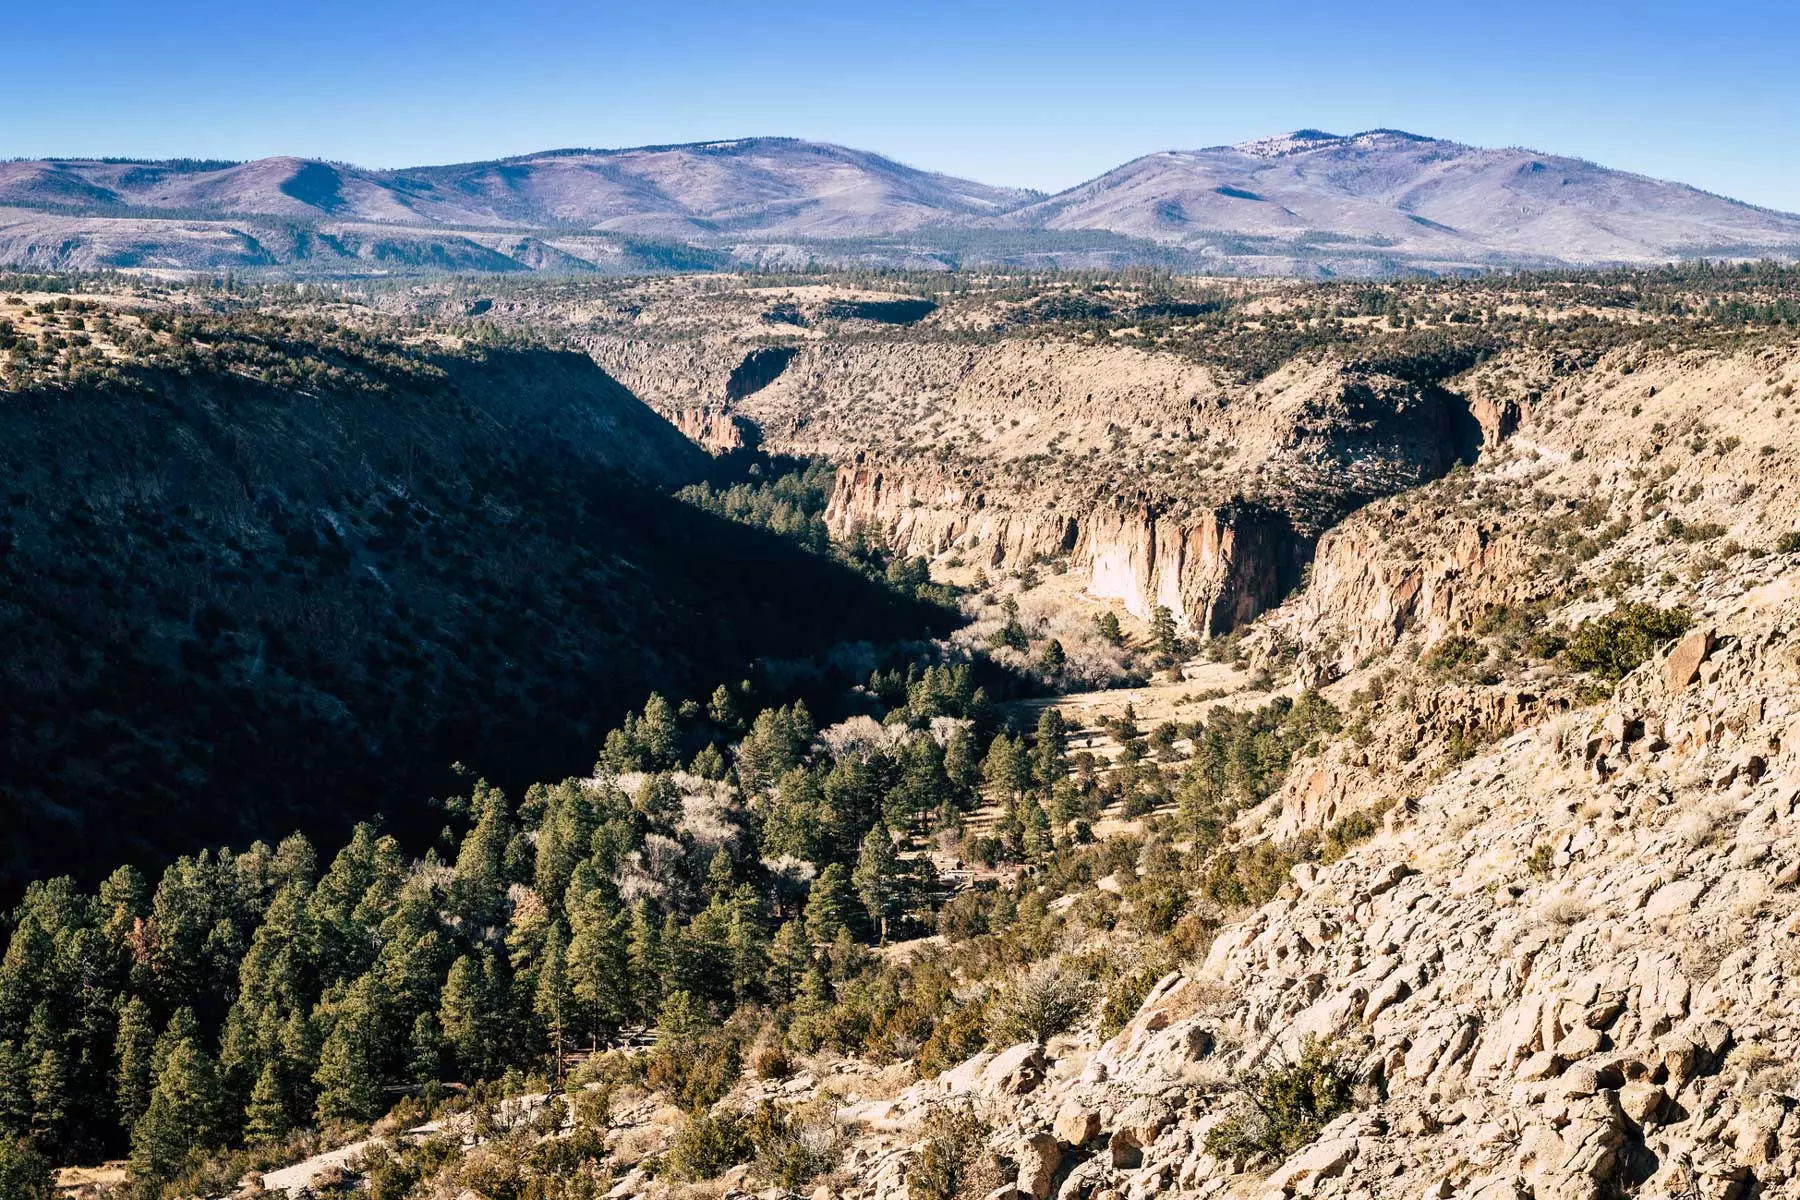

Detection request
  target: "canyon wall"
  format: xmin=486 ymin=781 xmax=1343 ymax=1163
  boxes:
xmin=826 ymin=456 xmax=1309 ymax=635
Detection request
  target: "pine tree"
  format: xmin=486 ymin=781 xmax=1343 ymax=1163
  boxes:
xmin=638 ymin=694 xmax=681 ymax=769
xmin=982 ymin=732 xmax=1030 ymax=802
xmin=852 ymin=825 xmax=904 ymax=944
xmin=23 ymin=1005 xmax=67 ymax=1147
xmin=1094 ymin=610 xmax=1125 ymax=647
xmin=406 ymin=1012 xmax=443 ymax=1087
xmin=313 ymin=1013 xmax=382 ymax=1125
xmin=130 ymin=1026 xmax=221 ymax=1182
xmin=0 ymin=1135 xmax=52 ymax=1200
xmin=438 ymin=955 xmax=490 ymax=1081
xmin=625 ymin=903 xmax=663 ymax=1024
xmin=1032 ymin=707 xmax=1069 ymax=790
xmin=243 ymin=1060 xmax=291 ymax=1145
xmin=0 ymin=1041 xmax=28 ymax=1136
xmin=765 ymin=921 xmax=811 ymax=1006
xmin=803 ymin=864 xmax=856 ymax=946
xmin=1150 ymin=605 xmax=1180 ymax=664
xmin=567 ymin=896 xmax=630 ymax=1042
xmin=706 ymin=684 xmax=740 ymax=732
xmin=533 ymin=924 xmax=574 ymax=1048
xmin=944 ymin=726 xmax=981 ymax=799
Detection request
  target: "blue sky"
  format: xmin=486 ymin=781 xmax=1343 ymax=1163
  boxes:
xmin=8 ymin=0 xmax=1799 ymax=210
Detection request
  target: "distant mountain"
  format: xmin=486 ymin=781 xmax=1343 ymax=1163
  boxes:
xmin=2 ymin=131 xmax=1797 ymax=276
xmin=0 ymin=138 xmax=1036 ymax=237
xmin=1005 ymin=129 xmax=1800 ymax=271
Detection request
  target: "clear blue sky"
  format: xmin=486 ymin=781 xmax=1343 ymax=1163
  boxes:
xmin=7 ymin=0 xmax=1799 ymax=211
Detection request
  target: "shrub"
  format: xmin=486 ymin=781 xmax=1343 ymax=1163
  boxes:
xmin=0 ymin=1138 xmax=53 ymax=1200
xmin=1319 ymin=809 xmax=1382 ymax=864
xmin=648 ymin=1028 xmax=743 ymax=1113
xmin=752 ymin=1044 xmax=792 ymax=1080
xmin=667 ymin=1107 xmax=754 ymax=1181
xmin=1203 ymin=1038 xmax=1358 ymax=1163
xmin=908 ymin=1104 xmax=1004 ymax=1200
xmin=1098 ymin=961 xmax=1169 ymax=1040
xmin=749 ymin=1099 xmax=843 ymax=1189
xmin=1778 ymin=531 xmax=1800 ymax=554
xmin=917 ymin=1000 xmax=989 ymax=1077
xmin=1564 ymin=603 xmax=1690 ymax=681
xmin=987 ymin=959 xmax=1093 ymax=1046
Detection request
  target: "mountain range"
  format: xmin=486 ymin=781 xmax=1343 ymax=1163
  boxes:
xmin=4 ymin=130 xmax=1799 ymax=276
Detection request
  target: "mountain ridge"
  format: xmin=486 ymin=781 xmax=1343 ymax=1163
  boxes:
xmin=4 ymin=130 xmax=1799 ymax=276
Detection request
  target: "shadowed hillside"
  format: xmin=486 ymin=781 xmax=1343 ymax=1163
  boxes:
xmin=0 ymin=307 xmax=949 ymax=899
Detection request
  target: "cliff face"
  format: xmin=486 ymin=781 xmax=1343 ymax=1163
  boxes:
xmin=818 ymin=352 xmax=1481 ymax=635
xmin=574 ymin=291 xmax=1502 ymax=636
xmin=1081 ymin=503 xmax=1307 ymax=634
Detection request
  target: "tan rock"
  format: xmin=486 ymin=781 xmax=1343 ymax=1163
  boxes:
xmin=985 ymin=1043 xmax=1047 ymax=1096
xmin=1015 ymin=1132 xmax=1061 ymax=1200
xmin=1617 ymin=1080 xmax=1666 ymax=1125
xmin=1665 ymin=627 xmax=1715 ymax=691
xmin=1053 ymin=1100 xmax=1102 ymax=1147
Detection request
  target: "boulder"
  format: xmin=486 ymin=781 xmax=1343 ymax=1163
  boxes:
xmin=1053 ymin=1100 xmax=1102 ymax=1147
xmin=1015 ymin=1132 xmax=1062 ymax=1200
xmin=985 ymin=1043 xmax=1047 ymax=1096
xmin=1618 ymin=1080 xmax=1666 ymax=1126
xmin=1665 ymin=628 xmax=1715 ymax=691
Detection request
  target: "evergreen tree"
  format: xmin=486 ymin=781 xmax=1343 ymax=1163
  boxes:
xmin=943 ymin=726 xmax=981 ymax=799
xmin=130 ymin=1023 xmax=221 ymax=1183
xmin=982 ymin=732 xmax=1030 ymax=802
xmin=1032 ymin=707 xmax=1069 ymax=790
xmin=533 ymin=923 xmax=574 ymax=1042
xmin=625 ymin=903 xmax=663 ymax=1024
xmin=243 ymin=1060 xmax=291 ymax=1145
xmin=765 ymin=921 xmax=811 ymax=1006
xmin=803 ymin=864 xmax=856 ymax=946
xmin=706 ymin=684 xmax=740 ymax=732
xmin=1150 ymin=605 xmax=1180 ymax=664
xmin=567 ymin=904 xmax=629 ymax=1044
xmin=0 ymin=1136 xmax=52 ymax=1200
xmin=405 ymin=1012 xmax=443 ymax=1087
xmin=638 ymin=694 xmax=681 ymax=770
xmin=313 ymin=1016 xmax=382 ymax=1125
xmin=851 ymin=825 xmax=904 ymax=943
xmin=438 ymin=955 xmax=491 ymax=1081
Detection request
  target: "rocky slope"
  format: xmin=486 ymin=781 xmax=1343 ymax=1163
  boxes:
xmin=591 ymin=334 xmax=1800 ymax=1200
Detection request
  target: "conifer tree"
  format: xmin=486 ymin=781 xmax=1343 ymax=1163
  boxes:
xmin=438 ymin=955 xmax=491 ymax=1081
xmin=567 ymin=898 xmax=630 ymax=1043
xmin=803 ymin=864 xmax=856 ymax=946
xmin=852 ymin=825 xmax=904 ymax=943
xmin=130 ymin=1022 xmax=221 ymax=1183
xmin=0 ymin=1135 xmax=52 ymax=1200
xmin=243 ymin=1060 xmax=291 ymax=1145
xmin=766 ymin=921 xmax=811 ymax=1005
xmin=625 ymin=903 xmax=663 ymax=1024
xmin=638 ymin=694 xmax=681 ymax=770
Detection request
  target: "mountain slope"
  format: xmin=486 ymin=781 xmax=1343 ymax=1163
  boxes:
xmin=0 ymin=290 xmax=947 ymax=899
xmin=0 ymin=139 xmax=1037 ymax=237
xmin=1007 ymin=129 xmax=1800 ymax=268
xmin=2 ymin=131 xmax=1798 ymax=275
